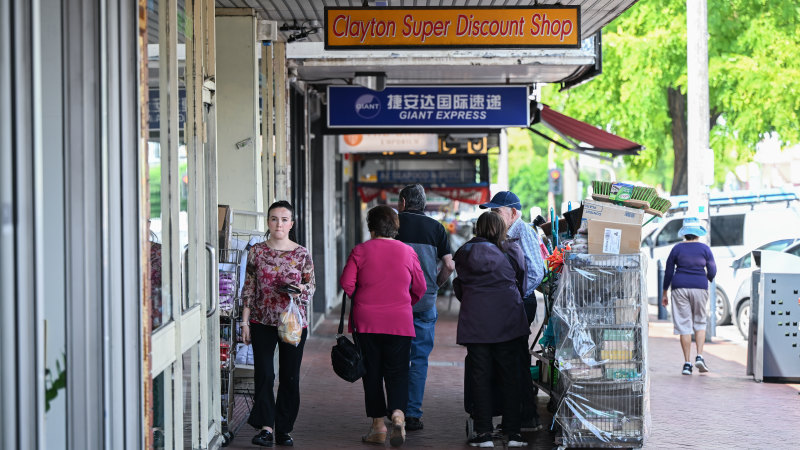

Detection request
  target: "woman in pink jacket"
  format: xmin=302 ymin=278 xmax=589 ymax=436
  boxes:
xmin=340 ymin=205 xmax=427 ymax=447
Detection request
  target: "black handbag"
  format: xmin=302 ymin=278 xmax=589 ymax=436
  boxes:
xmin=331 ymin=292 xmax=366 ymax=382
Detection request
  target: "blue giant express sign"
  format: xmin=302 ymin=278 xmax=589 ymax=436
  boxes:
xmin=327 ymin=85 xmax=529 ymax=128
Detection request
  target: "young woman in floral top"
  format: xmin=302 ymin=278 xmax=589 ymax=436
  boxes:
xmin=241 ymin=200 xmax=315 ymax=447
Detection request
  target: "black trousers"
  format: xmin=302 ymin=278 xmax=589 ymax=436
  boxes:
xmin=358 ymin=333 xmax=412 ymax=419
xmin=521 ymin=294 xmax=539 ymax=421
xmin=466 ymin=338 xmax=523 ymax=435
xmin=247 ymin=323 xmax=308 ymax=432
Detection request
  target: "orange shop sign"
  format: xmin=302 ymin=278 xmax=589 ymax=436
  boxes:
xmin=325 ymin=7 xmax=580 ymax=49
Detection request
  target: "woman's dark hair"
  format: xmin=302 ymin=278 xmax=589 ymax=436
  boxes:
xmin=267 ymin=200 xmax=297 ymax=242
xmin=475 ymin=211 xmax=507 ymax=249
xmin=683 ymin=234 xmax=698 ymax=241
xmin=367 ymin=205 xmax=399 ymax=238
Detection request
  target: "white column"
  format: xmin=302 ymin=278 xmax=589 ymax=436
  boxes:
xmin=687 ymin=0 xmax=711 ymax=236
xmin=497 ymin=128 xmax=509 ymax=192
xmin=215 ymin=11 xmax=262 ymax=230
xmin=562 ymin=155 xmax=579 ymax=212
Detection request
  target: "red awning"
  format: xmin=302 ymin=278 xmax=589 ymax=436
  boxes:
xmin=535 ymin=105 xmax=643 ymax=156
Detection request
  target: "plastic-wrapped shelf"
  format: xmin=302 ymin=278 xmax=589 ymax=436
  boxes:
xmin=552 ymin=253 xmax=650 ymax=448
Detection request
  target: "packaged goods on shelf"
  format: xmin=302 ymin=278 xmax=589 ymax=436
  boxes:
xmin=552 ymin=253 xmax=650 ymax=448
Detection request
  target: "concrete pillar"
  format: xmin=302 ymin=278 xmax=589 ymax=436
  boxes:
xmin=686 ymin=0 xmax=710 ymax=236
xmin=311 ymin=134 xmax=339 ymax=318
xmin=215 ymin=10 xmax=262 ymax=231
xmin=273 ymin=42 xmax=289 ymax=200
xmin=562 ymin=155 xmax=579 ymax=213
xmin=497 ymin=128 xmax=509 ymax=192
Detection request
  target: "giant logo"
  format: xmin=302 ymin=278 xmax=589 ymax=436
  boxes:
xmin=354 ymin=93 xmax=381 ymax=119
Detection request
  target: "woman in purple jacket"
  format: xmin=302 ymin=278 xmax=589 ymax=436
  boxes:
xmin=662 ymin=217 xmax=717 ymax=376
xmin=453 ymin=211 xmax=530 ymax=448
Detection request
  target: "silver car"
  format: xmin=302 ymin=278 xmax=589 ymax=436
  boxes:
xmin=730 ymin=239 xmax=800 ymax=339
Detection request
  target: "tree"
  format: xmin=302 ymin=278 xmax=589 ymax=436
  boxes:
xmin=543 ymin=0 xmax=800 ymax=194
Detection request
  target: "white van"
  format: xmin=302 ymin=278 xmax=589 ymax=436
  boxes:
xmin=640 ymin=191 xmax=800 ymax=325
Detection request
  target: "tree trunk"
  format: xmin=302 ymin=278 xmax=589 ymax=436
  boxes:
xmin=668 ymin=87 xmax=688 ymax=195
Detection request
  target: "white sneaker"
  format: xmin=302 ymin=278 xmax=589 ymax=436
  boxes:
xmin=507 ymin=433 xmax=528 ymax=447
xmin=695 ymin=356 xmax=709 ymax=373
xmin=468 ymin=433 xmax=494 ymax=447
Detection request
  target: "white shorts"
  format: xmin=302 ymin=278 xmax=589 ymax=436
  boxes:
xmin=670 ymin=288 xmax=709 ymax=335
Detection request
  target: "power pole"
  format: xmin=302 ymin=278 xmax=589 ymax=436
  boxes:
xmin=687 ymin=0 xmax=712 ymax=236
xmin=497 ymin=128 xmax=509 ymax=192
xmin=687 ymin=0 xmax=715 ymax=341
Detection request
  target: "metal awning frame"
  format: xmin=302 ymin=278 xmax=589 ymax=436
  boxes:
xmin=528 ymin=124 xmax=614 ymax=162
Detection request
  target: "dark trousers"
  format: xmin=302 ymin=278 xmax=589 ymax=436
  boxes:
xmin=358 ymin=333 xmax=412 ymax=419
xmin=521 ymin=294 xmax=539 ymax=421
xmin=466 ymin=338 xmax=523 ymax=435
xmin=247 ymin=323 xmax=308 ymax=432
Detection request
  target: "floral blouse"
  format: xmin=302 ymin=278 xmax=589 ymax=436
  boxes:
xmin=242 ymin=242 xmax=315 ymax=328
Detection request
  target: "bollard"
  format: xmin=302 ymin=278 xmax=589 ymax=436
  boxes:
xmin=705 ymin=279 xmax=716 ymax=342
xmin=657 ymin=260 xmax=668 ymax=320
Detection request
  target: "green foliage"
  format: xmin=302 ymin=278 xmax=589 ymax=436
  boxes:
xmin=45 ymin=353 xmax=67 ymax=412
xmin=501 ymin=128 xmax=553 ymax=221
xmin=543 ymin=0 xmax=800 ymax=190
xmin=149 ymin=161 xmax=188 ymax=218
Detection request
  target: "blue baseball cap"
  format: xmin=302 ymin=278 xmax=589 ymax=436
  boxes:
xmin=479 ymin=191 xmax=522 ymax=210
xmin=678 ymin=217 xmax=707 ymax=237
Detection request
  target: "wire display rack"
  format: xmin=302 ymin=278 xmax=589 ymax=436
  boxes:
xmin=218 ymin=248 xmax=243 ymax=441
xmin=552 ymin=253 xmax=650 ymax=448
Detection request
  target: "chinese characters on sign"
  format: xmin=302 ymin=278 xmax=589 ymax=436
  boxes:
xmin=327 ymin=85 xmax=529 ymax=128
xmin=385 ymin=93 xmax=503 ymax=120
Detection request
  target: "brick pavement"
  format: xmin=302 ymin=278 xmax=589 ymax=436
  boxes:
xmin=227 ymin=297 xmax=800 ymax=449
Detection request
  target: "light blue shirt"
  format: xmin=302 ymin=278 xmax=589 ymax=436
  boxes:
xmin=508 ymin=217 xmax=545 ymax=298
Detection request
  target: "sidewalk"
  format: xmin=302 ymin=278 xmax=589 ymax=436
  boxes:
xmin=227 ymin=297 xmax=800 ymax=449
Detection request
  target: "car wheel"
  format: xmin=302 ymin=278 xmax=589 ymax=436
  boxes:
xmin=737 ymin=299 xmax=751 ymax=340
xmin=715 ymin=287 xmax=731 ymax=325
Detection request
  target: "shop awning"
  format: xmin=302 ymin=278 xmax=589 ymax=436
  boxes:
xmin=531 ymin=104 xmax=643 ymax=158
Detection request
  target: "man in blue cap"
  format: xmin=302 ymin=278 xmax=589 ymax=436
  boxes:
xmin=480 ymin=190 xmax=545 ymax=430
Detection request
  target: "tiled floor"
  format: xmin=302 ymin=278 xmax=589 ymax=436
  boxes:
xmin=226 ymin=296 xmax=800 ymax=449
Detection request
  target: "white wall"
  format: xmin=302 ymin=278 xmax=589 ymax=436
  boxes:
xmin=215 ymin=14 xmax=262 ymax=230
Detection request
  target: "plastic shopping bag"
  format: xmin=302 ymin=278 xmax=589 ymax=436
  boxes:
xmin=278 ymin=298 xmax=303 ymax=346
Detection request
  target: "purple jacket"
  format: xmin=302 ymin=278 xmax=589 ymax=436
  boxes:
xmin=453 ymin=237 xmax=530 ymax=345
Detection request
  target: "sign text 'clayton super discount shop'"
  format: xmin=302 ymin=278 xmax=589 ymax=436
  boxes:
xmin=325 ymin=7 xmax=580 ymax=49
xmin=327 ymin=85 xmax=529 ymax=129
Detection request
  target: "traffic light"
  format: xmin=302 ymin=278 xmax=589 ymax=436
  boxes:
xmin=549 ymin=168 xmax=562 ymax=195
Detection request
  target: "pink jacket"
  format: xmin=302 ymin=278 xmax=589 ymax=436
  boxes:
xmin=340 ymin=239 xmax=427 ymax=337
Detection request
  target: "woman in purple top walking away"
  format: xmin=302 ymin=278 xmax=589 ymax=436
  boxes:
xmin=453 ymin=211 xmax=529 ymax=448
xmin=661 ymin=217 xmax=717 ymax=376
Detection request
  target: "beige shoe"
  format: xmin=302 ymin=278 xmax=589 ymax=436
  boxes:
xmin=362 ymin=427 xmax=386 ymax=445
xmin=389 ymin=411 xmax=406 ymax=447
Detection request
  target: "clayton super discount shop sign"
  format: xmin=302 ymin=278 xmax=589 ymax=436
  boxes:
xmin=325 ymin=7 xmax=580 ymax=49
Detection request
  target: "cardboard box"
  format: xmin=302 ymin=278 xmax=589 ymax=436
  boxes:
xmin=582 ymin=199 xmax=644 ymax=225
xmin=218 ymin=205 xmax=232 ymax=250
xmin=588 ymin=220 xmax=642 ymax=255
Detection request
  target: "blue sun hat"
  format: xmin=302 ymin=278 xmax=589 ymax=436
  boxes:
xmin=678 ymin=217 xmax=707 ymax=237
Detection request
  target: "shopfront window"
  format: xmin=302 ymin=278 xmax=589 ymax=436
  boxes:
xmin=147 ymin=0 xmax=168 ymax=331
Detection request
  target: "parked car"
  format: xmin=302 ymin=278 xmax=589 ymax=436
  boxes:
xmin=731 ymin=240 xmax=800 ymax=339
xmin=640 ymin=190 xmax=800 ymax=325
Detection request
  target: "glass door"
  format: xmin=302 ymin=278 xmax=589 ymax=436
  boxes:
xmin=143 ymin=0 xmax=218 ymax=447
